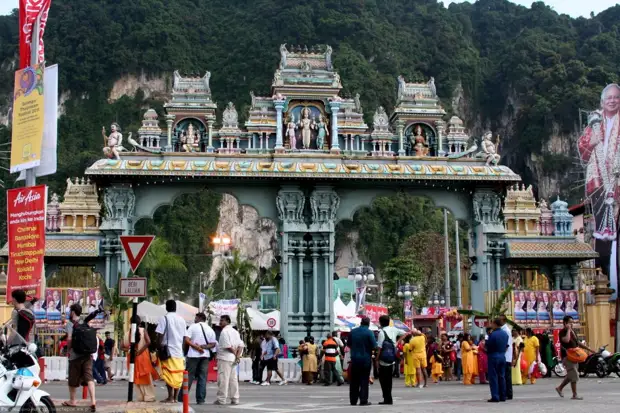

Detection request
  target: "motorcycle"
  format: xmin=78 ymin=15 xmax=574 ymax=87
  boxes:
xmin=0 ymin=326 xmax=55 ymax=412
xmin=579 ymin=346 xmax=608 ymax=378
xmin=601 ymin=345 xmax=620 ymax=378
xmin=552 ymin=356 xmax=567 ymax=378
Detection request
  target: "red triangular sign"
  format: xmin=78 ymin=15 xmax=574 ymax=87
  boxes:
xmin=120 ymin=235 xmax=155 ymax=273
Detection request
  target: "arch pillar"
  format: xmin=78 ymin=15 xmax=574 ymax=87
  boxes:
xmin=471 ymin=189 xmax=505 ymax=312
xmin=277 ymin=185 xmax=340 ymax=344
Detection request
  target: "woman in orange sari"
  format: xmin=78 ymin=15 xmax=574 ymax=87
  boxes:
xmin=461 ymin=333 xmax=477 ymax=385
xmin=124 ymin=316 xmax=158 ymax=402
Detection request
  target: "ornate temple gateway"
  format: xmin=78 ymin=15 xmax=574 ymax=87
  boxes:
xmin=86 ymin=44 xmax=520 ymax=342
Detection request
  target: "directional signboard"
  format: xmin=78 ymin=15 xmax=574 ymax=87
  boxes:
xmin=119 ymin=278 xmax=147 ymax=298
xmin=120 ymin=235 xmax=155 ymax=273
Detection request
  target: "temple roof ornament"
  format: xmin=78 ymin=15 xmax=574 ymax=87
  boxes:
xmin=166 ymin=70 xmax=215 ymax=111
xmin=446 ymin=116 xmax=469 ymax=154
xmin=222 ymin=102 xmax=239 ymax=130
xmin=397 ymin=75 xmax=440 ymax=103
xmin=372 ymin=107 xmax=390 ymax=134
xmin=138 ymin=109 xmax=162 ymax=136
xmin=551 ymin=196 xmax=573 ymax=236
xmin=59 ymin=177 xmax=102 ymax=234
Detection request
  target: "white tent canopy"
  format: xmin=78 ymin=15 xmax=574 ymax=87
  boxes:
xmin=246 ymin=308 xmax=280 ymax=331
xmin=158 ymin=300 xmax=199 ymax=324
xmin=137 ymin=301 xmax=166 ymax=324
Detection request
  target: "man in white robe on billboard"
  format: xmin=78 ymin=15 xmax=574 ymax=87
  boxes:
xmin=578 ymin=83 xmax=620 ymax=276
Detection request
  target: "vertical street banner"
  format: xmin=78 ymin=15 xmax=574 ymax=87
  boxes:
xmin=19 ymin=0 xmax=52 ymax=69
xmin=6 ymin=185 xmax=47 ymax=301
xmin=10 ymin=64 xmax=45 ymax=173
xmin=87 ymin=288 xmax=106 ymax=329
xmin=578 ymin=83 xmax=620 ymax=299
xmin=44 ymin=288 xmax=62 ymax=326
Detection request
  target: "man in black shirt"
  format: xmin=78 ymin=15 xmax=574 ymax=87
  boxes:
xmin=555 ymin=315 xmax=593 ymax=400
xmin=10 ymin=290 xmax=35 ymax=345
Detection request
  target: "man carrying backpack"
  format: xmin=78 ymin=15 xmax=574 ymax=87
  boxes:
xmin=63 ymin=303 xmax=100 ymax=411
xmin=9 ymin=290 xmax=35 ymax=346
xmin=375 ymin=315 xmax=404 ymax=406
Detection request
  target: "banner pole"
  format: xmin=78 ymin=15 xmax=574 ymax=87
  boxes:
xmin=127 ymin=297 xmax=138 ymax=402
xmin=25 ymin=12 xmax=42 ymax=187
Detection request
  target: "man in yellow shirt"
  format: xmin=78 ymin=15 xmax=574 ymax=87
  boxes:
xmin=409 ymin=329 xmax=427 ymax=388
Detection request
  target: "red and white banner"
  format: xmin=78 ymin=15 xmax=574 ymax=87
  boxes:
xmin=19 ymin=0 xmax=52 ymax=69
xmin=6 ymin=185 xmax=47 ymax=301
xmin=364 ymin=303 xmax=388 ymax=325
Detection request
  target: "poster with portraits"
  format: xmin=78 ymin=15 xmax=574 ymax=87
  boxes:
xmin=33 ymin=298 xmax=47 ymax=327
xmin=578 ymin=83 xmax=620 ymax=299
xmin=44 ymin=289 xmax=63 ymax=327
xmin=66 ymin=289 xmax=83 ymax=318
xmin=87 ymin=288 xmax=105 ymax=329
xmin=513 ymin=290 xmax=579 ymax=329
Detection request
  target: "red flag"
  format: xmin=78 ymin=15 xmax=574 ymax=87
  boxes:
xmin=19 ymin=0 xmax=52 ymax=69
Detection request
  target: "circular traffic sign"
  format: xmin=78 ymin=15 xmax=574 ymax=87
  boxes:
xmin=267 ymin=317 xmax=277 ymax=328
xmin=473 ymin=316 xmax=488 ymax=328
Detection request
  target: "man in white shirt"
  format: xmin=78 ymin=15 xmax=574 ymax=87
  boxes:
xmin=499 ymin=315 xmax=515 ymax=400
xmin=215 ymin=315 xmax=243 ymax=406
xmin=177 ymin=312 xmax=216 ymax=405
xmin=375 ymin=315 xmax=404 ymax=405
xmin=155 ymin=300 xmax=187 ymax=403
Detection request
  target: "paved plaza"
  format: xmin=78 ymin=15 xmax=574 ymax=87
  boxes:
xmin=46 ymin=376 xmax=620 ymax=413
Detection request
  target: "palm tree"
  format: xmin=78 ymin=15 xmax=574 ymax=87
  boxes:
xmin=99 ymin=273 xmax=131 ymax=348
xmin=214 ymin=250 xmax=257 ymax=341
xmin=140 ymin=238 xmax=187 ymax=303
xmin=458 ymin=285 xmax=521 ymax=329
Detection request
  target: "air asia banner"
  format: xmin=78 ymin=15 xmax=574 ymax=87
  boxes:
xmin=6 ymin=185 xmax=47 ymax=301
xmin=513 ymin=290 xmax=579 ymax=329
xmin=19 ymin=0 xmax=51 ymax=69
xmin=578 ymin=83 xmax=620 ymax=299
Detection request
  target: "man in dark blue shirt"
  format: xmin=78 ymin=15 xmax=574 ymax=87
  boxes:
xmin=346 ymin=317 xmax=377 ymax=406
xmin=486 ymin=318 xmax=509 ymax=403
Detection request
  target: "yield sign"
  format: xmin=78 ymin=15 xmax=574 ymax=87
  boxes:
xmin=120 ymin=235 xmax=155 ymax=273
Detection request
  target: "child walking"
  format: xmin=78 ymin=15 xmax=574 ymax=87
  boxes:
xmin=430 ymin=350 xmax=443 ymax=383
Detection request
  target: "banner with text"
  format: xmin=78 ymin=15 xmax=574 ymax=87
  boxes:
xmin=10 ymin=65 xmax=45 ymax=173
xmin=6 ymin=185 xmax=47 ymax=301
xmin=364 ymin=303 xmax=388 ymax=325
xmin=19 ymin=0 xmax=52 ymax=68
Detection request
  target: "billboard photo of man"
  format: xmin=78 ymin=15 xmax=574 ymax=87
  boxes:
xmin=578 ymin=83 xmax=620 ymax=278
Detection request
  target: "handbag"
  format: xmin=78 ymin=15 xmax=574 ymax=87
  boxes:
xmin=566 ymin=347 xmax=587 ymax=363
xmin=157 ymin=316 xmax=171 ymax=361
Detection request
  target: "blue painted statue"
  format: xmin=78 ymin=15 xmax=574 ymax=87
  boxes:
xmin=316 ymin=115 xmax=329 ymax=150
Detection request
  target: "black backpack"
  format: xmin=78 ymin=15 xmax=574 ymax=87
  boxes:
xmin=72 ymin=322 xmax=98 ymax=354
xmin=379 ymin=329 xmax=397 ymax=364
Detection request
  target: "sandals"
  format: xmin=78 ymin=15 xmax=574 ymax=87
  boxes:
xmin=62 ymin=401 xmax=78 ymax=407
xmin=90 ymin=405 xmax=97 ymax=412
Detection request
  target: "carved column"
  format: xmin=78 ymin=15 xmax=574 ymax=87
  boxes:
xmin=297 ymin=248 xmax=305 ymax=314
xmin=274 ymin=99 xmax=286 ymax=152
xmin=101 ymin=185 xmax=136 ymax=284
xmin=323 ymin=243 xmax=330 ymax=314
xmin=553 ymin=265 xmax=564 ymax=290
xmin=311 ymin=243 xmax=320 ymax=316
xmin=329 ymin=101 xmax=341 ymax=153
xmin=436 ymin=119 xmax=446 ymax=156
xmin=207 ymin=120 xmax=214 ymax=152
xmin=397 ymin=120 xmax=405 ymax=156
xmin=570 ymin=265 xmax=580 ymax=290
xmin=165 ymin=114 xmax=174 ymax=150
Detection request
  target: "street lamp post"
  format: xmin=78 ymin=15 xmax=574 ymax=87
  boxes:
xmin=397 ymin=283 xmax=419 ymax=327
xmin=347 ymin=261 xmax=375 ymax=314
xmin=212 ymin=233 xmax=232 ymax=292
xmin=427 ymin=292 xmax=446 ymax=309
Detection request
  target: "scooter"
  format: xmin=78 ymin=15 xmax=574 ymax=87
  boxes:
xmin=0 ymin=327 xmax=55 ymax=412
xmin=602 ymin=345 xmax=620 ymax=378
xmin=579 ymin=346 xmax=608 ymax=378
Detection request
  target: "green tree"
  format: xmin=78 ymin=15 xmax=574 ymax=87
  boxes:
xmin=140 ymin=238 xmax=188 ymax=303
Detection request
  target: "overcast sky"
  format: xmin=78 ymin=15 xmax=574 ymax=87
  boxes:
xmin=0 ymin=0 xmax=618 ymax=17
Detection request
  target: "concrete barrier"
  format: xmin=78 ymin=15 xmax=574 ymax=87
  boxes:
xmin=42 ymin=357 xmax=302 ymax=383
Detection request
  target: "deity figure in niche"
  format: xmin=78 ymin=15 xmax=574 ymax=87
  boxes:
xmin=181 ymin=122 xmax=200 ymax=152
xmin=316 ymin=115 xmax=329 ymax=150
xmin=286 ymin=115 xmax=298 ymax=150
xmin=481 ymin=131 xmax=500 ymax=165
xmin=411 ymin=125 xmax=429 ymax=156
xmin=102 ymin=123 xmax=126 ymax=160
xmin=298 ymin=107 xmax=315 ymax=149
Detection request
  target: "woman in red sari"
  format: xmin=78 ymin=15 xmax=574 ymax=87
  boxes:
xmin=477 ymin=334 xmax=488 ymax=384
xmin=124 ymin=316 xmax=158 ymax=402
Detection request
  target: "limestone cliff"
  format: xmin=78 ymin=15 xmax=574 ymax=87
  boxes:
xmin=108 ymin=72 xmax=169 ymax=102
xmin=209 ymin=194 xmax=278 ymax=280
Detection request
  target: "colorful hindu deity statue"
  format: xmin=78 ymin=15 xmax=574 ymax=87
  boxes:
xmin=298 ymin=107 xmax=315 ymax=149
xmin=102 ymin=123 xmax=126 ymax=160
xmin=481 ymin=131 xmax=500 ymax=165
xmin=411 ymin=125 xmax=428 ymax=156
xmin=287 ymin=115 xmax=298 ymax=150
xmin=315 ymin=115 xmax=329 ymax=150
xmin=181 ymin=122 xmax=200 ymax=152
